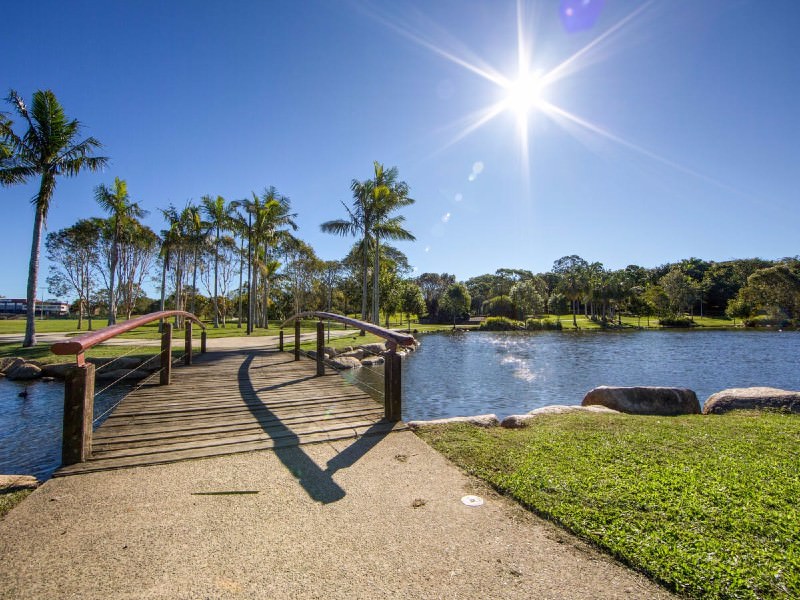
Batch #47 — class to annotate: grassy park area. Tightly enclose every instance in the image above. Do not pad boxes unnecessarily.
[417,411,800,599]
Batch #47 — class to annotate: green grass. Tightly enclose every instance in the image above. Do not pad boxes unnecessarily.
[0,489,33,519]
[417,412,800,599]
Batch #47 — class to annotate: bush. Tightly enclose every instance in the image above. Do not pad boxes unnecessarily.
[658,316,694,328]
[482,295,516,319]
[479,316,523,331]
[525,318,562,331]
[744,315,792,328]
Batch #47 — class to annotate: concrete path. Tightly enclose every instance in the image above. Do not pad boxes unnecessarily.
[0,430,674,599]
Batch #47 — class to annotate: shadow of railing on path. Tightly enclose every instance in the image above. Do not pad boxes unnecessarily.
[237,351,390,504]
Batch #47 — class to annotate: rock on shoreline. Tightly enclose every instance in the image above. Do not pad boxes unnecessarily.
[703,387,800,415]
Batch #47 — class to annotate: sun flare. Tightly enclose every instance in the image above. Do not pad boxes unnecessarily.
[503,70,545,119]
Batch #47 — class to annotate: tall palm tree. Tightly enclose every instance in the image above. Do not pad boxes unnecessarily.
[95,177,146,325]
[369,162,415,325]
[321,180,373,321]
[0,90,108,346]
[201,194,235,328]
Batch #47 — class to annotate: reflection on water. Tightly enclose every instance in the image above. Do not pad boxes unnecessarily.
[346,329,800,422]
[0,379,131,481]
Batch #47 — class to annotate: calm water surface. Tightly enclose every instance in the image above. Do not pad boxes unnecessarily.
[3,330,799,480]
[347,329,800,421]
[0,380,130,481]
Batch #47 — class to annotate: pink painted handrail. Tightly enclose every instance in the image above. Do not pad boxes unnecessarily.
[280,311,416,347]
[51,310,206,365]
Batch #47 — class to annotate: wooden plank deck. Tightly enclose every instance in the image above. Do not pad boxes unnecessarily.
[55,349,405,476]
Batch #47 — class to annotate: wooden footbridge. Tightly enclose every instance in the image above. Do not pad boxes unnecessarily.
[51,311,414,477]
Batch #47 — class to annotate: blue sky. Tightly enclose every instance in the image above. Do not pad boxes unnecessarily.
[2,0,798,299]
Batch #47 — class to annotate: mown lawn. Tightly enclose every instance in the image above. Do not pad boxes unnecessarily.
[417,411,800,599]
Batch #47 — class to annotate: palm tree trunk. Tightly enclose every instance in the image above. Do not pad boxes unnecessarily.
[23,191,49,347]
[237,236,244,328]
[361,235,369,321]
[212,226,220,328]
[190,249,198,315]
[108,220,118,326]
[372,236,380,325]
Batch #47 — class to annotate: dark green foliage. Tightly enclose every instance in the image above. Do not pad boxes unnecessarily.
[479,316,522,330]
[482,295,516,318]
[525,318,562,330]
[657,316,695,327]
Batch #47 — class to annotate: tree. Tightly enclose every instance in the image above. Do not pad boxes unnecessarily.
[322,161,415,325]
[201,194,235,327]
[1,90,108,346]
[659,268,697,317]
[416,272,456,319]
[553,255,588,327]
[510,279,546,319]
[94,177,146,324]
[399,280,425,330]
[439,282,471,327]
[738,265,800,321]
[45,219,101,330]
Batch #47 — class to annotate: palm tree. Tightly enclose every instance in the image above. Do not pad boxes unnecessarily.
[369,162,415,325]
[201,195,235,328]
[0,90,108,346]
[95,177,146,325]
[321,180,373,321]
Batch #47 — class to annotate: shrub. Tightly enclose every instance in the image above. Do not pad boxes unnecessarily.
[482,295,516,319]
[479,316,523,331]
[744,315,791,328]
[525,318,562,331]
[658,316,694,328]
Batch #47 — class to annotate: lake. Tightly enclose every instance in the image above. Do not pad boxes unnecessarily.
[346,329,800,421]
[3,329,799,480]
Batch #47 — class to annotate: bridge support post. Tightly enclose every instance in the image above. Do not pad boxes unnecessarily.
[294,320,301,361]
[384,348,402,422]
[160,323,172,385]
[316,321,325,376]
[279,330,284,351]
[62,363,95,465]
[201,330,207,354]
[185,321,193,366]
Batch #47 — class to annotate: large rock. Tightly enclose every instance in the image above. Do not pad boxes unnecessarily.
[40,363,74,379]
[6,362,42,381]
[361,356,385,367]
[0,474,39,491]
[339,349,365,360]
[360,343,387,355]
[331,356,363,370]
[0,357,25,375]
[95,368,150,381]
[500,405,620,428]
[407,414,499,429]
[703,387,800,415]
[582,386,700,415]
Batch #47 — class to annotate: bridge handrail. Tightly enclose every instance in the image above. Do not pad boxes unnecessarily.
[281,311,416,347]
[51,310,206,365]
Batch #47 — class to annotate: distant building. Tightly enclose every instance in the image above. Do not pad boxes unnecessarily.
[0,298,70,317]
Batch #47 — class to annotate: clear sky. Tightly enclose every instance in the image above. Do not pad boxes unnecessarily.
[2,0,798,299]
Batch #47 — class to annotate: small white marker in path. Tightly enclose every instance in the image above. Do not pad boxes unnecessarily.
[461,495,484,507]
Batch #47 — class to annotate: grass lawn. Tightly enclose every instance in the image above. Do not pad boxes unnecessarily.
[0,489,33,520]
[417,411,800,599]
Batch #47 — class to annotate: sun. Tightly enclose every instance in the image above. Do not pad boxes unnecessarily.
[503,69,546,120]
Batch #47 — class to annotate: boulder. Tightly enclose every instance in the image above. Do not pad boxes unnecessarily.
[95,368,150,381]
[582,386,700,415]
[6,362,42,381]
[331,356,363,370]
[323,346,338,357]
[0,357,25,375]
[339,349,365,360]
[361,356,385,367]
[41,363,74,379]
[0,475,39,492]
[407,414,499,429]
[360,343,387,355]
[703,387,800,415]
[501,405,620,428]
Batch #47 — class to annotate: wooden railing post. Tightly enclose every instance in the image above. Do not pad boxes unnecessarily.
[279,330,284,351]
[384,347,402,422]
[62,364,95,465]
[294,320,301,361]
[160,322,172,385]
[185,321,193,366]
[201,330,207,354]
[316,320,325,376]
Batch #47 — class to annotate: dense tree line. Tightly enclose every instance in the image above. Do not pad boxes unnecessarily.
[417,255,800,327]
